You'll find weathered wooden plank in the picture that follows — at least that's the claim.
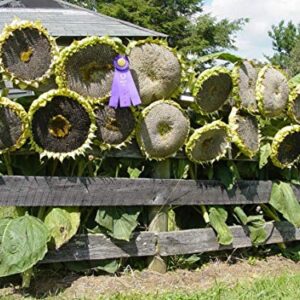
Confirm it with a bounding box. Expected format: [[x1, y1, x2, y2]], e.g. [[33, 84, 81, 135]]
[[43, 222, 300, 262], [158, 221, 300, 256], [0, 176, 273, 206], [44, 231, 157, 263]]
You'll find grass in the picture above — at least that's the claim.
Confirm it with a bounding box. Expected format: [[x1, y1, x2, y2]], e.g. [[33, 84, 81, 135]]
[[2, 272, 300, 300]]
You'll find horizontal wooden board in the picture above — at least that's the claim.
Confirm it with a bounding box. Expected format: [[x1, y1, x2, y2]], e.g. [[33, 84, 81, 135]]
[[0, 176, 274, 206], [43, 222, 300, 262], [44, 231, 157, 263], [158, 221, 300, 256]]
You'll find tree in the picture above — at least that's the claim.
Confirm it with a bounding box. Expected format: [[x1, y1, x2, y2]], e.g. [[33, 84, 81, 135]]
[[66, 0, 246, 57], [266, 20, 300, 74]]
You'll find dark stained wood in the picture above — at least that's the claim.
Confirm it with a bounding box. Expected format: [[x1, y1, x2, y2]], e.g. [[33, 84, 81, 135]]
[[0, 176, 273, 206], [44, 231, 157, 263], [158, 221, 300, 256], [43, 222, 300, 262]]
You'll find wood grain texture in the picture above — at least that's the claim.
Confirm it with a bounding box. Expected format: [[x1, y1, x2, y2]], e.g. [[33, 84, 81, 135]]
[[0, 176, 274, 206], [158, 221, 300, 256], [43, 222, 300, 262], [44, 231, 157, 263]]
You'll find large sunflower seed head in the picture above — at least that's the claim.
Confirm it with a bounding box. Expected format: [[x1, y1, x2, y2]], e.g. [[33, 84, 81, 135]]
[[0, 96, 29, 153], [288, 86, 300, 123], [256, 66, 289, 118], [136, 100, 190, 160], [229, 107, 260, 158], [271, 125, 300, 168], [193, 67, 233, 114], [0, 20, 58, 89], [95, 105, 136, 149], [128, 40, 182, 105], [185, 120, 231, 164], [232, 60, 258, 112], [55, 36, 120, 104], [28, 89, 96, 161]]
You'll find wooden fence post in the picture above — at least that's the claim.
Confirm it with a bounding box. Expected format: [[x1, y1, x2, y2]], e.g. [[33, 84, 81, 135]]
[[147, 159, 170, 273]]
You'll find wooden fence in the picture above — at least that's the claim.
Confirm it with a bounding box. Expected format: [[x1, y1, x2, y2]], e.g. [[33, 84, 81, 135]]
[[1, 174, 300, 263]]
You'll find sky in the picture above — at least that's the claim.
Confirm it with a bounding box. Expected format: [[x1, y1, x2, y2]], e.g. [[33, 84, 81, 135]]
[[203, 0, 300, 61]]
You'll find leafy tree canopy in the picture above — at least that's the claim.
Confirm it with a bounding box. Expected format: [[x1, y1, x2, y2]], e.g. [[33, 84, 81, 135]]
[[66, 0, 246, 57], [266, 20, 300, 76]]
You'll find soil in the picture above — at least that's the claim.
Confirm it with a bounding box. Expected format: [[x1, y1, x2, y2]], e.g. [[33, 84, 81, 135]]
[[1, 255, 300, 299]]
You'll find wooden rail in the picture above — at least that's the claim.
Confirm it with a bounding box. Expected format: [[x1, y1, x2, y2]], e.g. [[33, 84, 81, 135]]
[[44, 221, 300, 263], [0, 176, 275, 206]]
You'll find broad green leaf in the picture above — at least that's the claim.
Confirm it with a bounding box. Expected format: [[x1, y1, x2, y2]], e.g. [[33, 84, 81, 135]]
[[215, 163, 237, 190], [233, 207, 267, 245], [44, 208, 81, 249], [127, 167, 142, 178], [174, 160, 190, 179], [95, 207, 141, 241], [0, 215, 49, 277], [198, 52, 243, 64], [0, 207, 25, 219], [289, 73, 300, 86], [247, 215, 267, 246], [270, 182, 300, 227], [259, 143, 272, 169], [208, 207, 233, 245]]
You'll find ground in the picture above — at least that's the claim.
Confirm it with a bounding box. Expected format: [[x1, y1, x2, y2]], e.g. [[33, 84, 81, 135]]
[[1, 254, 300, 299]]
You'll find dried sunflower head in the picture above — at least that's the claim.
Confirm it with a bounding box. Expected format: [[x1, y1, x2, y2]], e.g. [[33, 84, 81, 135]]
[[232, 60, 258, 113], [94, 104, 136, 150], [256, 66, 289, 118], [185, 120, 231, 164], [271, 125, 300, 168], [28, 89, 96, 161], [128, 39, 182, 105], [0, 96, 29, 153], [229, 107, 260, 158], [288, 85, 300, 124], [192, 67, 233, 114], [0, 19, 58, 89], [55, 36, 122, 104], [136, 100, 190, 160]]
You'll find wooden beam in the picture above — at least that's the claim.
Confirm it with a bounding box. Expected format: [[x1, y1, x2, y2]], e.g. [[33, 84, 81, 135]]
[[158, 221, 300, 256], [0, 176, 274, 206], [43, 222, 300, 262], [44, 231, 157, 263]]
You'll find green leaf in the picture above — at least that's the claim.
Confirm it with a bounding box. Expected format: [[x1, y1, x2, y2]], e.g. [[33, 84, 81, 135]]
[[127, 167, 143, 178], [247, 215, 267, 246], [0, 207, 25, 219], [0, 215, 49, 277], [44, 208, 81, 249], [198, 52, 243, 64], [259, 143, 272, 169], [289, 73, 300, 86], [208, 207, 233, 245], [65, 259, 120, 274], [95, 207, 141, 241], [270, 182, 300, 227], [233, 206, 248, 225], [233, 207, 267, 245], [174, 160, 190, 179], [215, 162, 238, 190]]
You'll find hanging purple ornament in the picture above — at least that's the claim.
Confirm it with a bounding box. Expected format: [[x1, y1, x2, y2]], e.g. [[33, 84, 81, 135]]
[[109, 55, 141, 108]]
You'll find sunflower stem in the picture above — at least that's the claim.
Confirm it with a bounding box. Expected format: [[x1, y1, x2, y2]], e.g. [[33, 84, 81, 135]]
[[148, 159, 170, 273], [3, 152, 13, 175]]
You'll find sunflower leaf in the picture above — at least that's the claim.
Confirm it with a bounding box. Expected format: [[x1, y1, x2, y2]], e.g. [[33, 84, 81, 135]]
[[0, 207, 25, 219], [44, 207, 81, 250], [197, 52, 243, 64], [95, 207, 141, 241], [269, 182, 300, 227], [0, 215, 50, 277], [208, 207, 233, 245], [246, 215, 267, 246], [259, 143, 272, 169]]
